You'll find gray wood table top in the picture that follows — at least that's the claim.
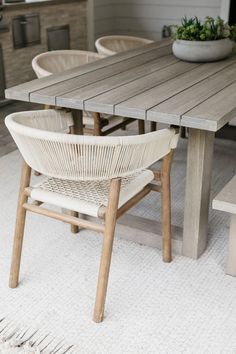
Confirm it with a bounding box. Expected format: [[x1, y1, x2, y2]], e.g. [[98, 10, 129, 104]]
[[5, 39, 236, 132]]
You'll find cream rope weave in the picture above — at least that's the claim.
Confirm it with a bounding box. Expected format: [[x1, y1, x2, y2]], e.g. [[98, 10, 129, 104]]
[[95, 35, 154, 56], [32, 50, 104, 78], [5, 110, 179, 181], [38, 171, 146, 206], [31, 170, 154, 217]]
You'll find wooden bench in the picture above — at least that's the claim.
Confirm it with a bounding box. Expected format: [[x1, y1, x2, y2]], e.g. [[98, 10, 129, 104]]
[[213, 175, 236, 276]]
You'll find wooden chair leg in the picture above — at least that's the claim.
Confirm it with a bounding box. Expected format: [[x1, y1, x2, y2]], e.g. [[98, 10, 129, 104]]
[[151, 121, 157, 132], [9, 160, 32, 288], [138, 120, 145, 135], [70, 211, 80, 234], [180, 127, 187, 138], [72, 109, 83, 135], [161, 150, 174, 263], [92, 112, 102, 136], [69, 125, 76, 135], [93, 178, 121, 323], [121, 118, 126, 130]]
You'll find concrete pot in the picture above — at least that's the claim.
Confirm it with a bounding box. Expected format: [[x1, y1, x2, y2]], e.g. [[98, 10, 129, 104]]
[[172, 38, 233, 62]]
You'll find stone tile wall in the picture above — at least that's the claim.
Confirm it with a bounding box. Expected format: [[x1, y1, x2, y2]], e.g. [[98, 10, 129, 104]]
[[0, 0, 87, 88]]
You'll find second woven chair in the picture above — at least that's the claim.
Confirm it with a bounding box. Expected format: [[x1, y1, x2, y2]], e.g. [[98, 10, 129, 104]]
[[95, 35, 154, 56], [32, 50, 134, 136]]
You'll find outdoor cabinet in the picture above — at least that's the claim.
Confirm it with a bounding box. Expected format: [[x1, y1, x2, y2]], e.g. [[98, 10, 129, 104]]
[[0, 44, 5, 99], [47, 25, 70, 51], [12, 13, 41, 49]]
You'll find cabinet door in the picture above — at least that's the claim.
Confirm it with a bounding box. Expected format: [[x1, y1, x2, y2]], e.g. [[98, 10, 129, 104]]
[[0, 44, 5, 99], [47, 25, 70, 51], [24, 13, 40, 45], [12, 13, 40, 49]]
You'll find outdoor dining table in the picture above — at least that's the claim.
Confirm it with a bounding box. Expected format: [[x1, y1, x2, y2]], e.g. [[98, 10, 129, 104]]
[[5, 39, 236, 259]]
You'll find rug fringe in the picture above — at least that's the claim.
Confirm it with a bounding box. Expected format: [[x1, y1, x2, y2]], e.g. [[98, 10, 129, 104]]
[[0, 318, 74, 354]]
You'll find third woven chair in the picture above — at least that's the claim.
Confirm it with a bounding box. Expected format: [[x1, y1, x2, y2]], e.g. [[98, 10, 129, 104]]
[[95, 35, 154, 56], [95, 35, 155, 133]]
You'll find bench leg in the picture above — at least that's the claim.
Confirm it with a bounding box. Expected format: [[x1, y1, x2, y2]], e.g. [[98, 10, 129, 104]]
[[226, 214, 236, 276]]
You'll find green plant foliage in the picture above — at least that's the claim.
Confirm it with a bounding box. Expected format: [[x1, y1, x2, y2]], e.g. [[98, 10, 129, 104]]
[[172, 16, 236, 42]]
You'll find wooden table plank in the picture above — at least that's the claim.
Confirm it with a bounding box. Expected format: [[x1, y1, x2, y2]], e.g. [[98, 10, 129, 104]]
[[84, 61, 199, 116], [181, 81, 236, 131], [30, 45, 172, 105], [114, 58, 236, 121], [147, 59, 236, 128], [5, 40, 170, 102], [56, 54, 179, 109]]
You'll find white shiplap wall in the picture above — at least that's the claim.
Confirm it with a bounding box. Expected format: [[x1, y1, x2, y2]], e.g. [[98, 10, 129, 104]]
[[112, 0, 222, 40], [93, 0, 223, 41], [94, 0, 116, 39]]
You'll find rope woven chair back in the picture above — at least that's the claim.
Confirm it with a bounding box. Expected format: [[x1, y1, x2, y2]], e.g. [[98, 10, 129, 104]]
[[5, 110, 179, 181], [95, 35, 154, 56], [32, 50, 103, 78]]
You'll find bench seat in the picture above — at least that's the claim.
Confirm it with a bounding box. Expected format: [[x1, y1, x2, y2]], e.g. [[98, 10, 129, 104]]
[[213, 175, 236, 214], [213, 175, 236, 276]]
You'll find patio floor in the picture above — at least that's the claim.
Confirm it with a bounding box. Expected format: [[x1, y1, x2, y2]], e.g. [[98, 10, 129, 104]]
[[0, 126, 235, 353]]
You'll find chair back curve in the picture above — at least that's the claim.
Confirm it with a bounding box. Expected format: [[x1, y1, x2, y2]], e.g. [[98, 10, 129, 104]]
[[5, 110, 179, 181], [32, 50, 104, 78], [95, 35, 154, 56]]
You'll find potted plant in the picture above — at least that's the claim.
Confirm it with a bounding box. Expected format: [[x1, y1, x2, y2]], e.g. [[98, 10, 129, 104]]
[[172, 16, 236, 62]]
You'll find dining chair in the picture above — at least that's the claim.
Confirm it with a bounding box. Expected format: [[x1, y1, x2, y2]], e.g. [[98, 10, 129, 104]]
[[32, 50, 139, 136], [95, 35, 156, 133], [95, 35, 154, 56], [5, 109, 179, 322]]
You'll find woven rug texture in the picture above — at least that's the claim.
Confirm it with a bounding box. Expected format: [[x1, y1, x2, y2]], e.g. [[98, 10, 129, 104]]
[[0, 137, 236, 354]]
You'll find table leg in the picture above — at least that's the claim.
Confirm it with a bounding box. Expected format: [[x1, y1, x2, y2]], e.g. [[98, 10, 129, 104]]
[[226, 215, 236, 276], [182, 128, 215, 259], [70, 109, 83, 233], [72, 109, 83, 135]]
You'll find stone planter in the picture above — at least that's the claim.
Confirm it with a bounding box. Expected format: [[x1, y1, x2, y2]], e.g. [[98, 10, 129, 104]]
[[172, 38, 233, 62]]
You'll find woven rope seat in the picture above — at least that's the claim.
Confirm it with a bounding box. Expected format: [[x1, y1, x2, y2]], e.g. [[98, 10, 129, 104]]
[[5, 110, 178, 218], [95, 35, 154, 56], [31, 171, 153, 217]]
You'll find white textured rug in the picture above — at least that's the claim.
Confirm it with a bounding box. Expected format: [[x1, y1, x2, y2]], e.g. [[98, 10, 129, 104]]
[[0, 137, 236, 354]]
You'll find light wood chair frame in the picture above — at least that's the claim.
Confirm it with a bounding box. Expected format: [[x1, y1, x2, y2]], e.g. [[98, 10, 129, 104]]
[[9, 145, 175, 323], [45, 109, 144, 136], [83, 112, 145, 136]]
